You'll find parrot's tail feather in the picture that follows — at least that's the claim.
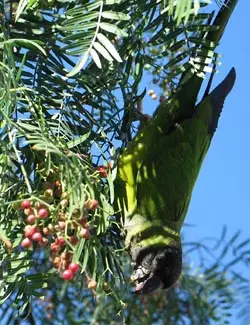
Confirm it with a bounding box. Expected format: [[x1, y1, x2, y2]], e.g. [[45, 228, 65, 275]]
[[209, 67, 236, 135]]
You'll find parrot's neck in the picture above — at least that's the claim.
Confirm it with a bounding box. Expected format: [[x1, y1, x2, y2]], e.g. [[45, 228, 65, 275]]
[[124, 213, 181, 249]]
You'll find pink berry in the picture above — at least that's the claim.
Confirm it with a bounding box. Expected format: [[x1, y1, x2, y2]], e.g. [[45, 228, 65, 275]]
[[56, 237, 65, 246], [79, 228, 90, 239], [86, 199, 99, 210], [42, 237, 49, 245], [54, 180, 61, 188], [38, 208, 49, 219], [96, 165, 108, 178], [32, 232, 42, 242], [62, 269, 74, 281], [50, 243, 60, 252], [69, 236, 78, 245], [68, 263, 80, 273], [21, 200, 31, 209], [58, 221, 66, 230], [25, 226, 37, 239], [80, 217, 90, 228], [43, 227, 49, 235], [27, 214, 36, 224], [21, 238, 32, 248]]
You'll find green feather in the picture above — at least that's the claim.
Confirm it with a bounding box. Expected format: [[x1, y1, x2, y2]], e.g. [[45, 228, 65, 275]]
[[116, 68, 235, 250]]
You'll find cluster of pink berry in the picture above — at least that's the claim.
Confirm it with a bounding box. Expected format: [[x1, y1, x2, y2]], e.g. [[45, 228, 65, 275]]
[[18, 194, 98, 281], [16, 170, 104, 283], [21, 200, 49, 249], [62, 262, 80, 281]]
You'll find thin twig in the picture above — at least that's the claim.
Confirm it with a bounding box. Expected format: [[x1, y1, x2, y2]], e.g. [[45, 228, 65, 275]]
[[8, 128, 32, 194]]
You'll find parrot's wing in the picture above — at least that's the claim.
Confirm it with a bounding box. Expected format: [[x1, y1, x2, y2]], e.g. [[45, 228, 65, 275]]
[[129, 68, 236, 294], [135, 68, 236, 233]]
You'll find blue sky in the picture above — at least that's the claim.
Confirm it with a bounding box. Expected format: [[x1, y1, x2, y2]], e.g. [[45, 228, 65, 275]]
[[188, 1, 249, 243], [144, 2, 249, 323], [187, 3, 250, 322]]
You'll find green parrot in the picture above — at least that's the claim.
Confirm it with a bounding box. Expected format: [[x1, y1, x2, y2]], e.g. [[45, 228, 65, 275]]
[[115, 0, 237, 294]]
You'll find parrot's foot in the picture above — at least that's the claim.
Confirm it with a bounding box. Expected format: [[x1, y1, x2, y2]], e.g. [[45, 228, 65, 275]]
[[130, 245, 182, 295]]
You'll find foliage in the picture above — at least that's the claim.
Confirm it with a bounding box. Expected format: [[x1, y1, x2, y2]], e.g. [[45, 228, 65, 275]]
[[0, 0, 249, 324]]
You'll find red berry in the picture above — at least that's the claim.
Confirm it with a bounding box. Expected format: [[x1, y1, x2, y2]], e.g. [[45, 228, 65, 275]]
[[27, 214, 36, 224], [21, 238, 32, 248], [79, 228, 90, 239], [56, 237, 65, 246], [50, 243, 60, 252], [38, 208, 49, 219], [85, 199, 99, 210], [25, 226, 37, 239], [69, 235, 78, 245], [54, 180, 61, 188], [79, 218, 90, 229], [21, 200, 31, 209], [32, 232, 42, 242], [62, 269, 74, 281], [43, 227, 49, 235], [68, 263, 80, 273], [96, 165, 108, 178]]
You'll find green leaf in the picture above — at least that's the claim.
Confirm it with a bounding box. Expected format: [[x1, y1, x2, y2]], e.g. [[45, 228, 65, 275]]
[[67, 51, 89, 77], [99, 23, 128, 37], [194, 0, 200, 15], [15, 0, 29, 22], [90, 48, 102, 69], [66, 131, 91, 149], [0, 283, 16, 304], [105, 0, 122, 4], [96, 33, 122, 62], [101, 11, 130, 21], [3, 39, 46, 56], [93, 42, 114, 62]]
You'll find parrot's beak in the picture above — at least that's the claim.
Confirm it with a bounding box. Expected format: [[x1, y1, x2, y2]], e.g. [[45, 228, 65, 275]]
[[130, 245, 182, 294]]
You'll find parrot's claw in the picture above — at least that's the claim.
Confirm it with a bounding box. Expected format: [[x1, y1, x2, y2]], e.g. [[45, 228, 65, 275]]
[[130, 266, 149, 282], [131, 266, 163, 295]]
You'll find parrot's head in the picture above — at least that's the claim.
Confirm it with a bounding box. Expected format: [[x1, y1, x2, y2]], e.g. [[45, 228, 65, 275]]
[[130, 245, 182, 294]]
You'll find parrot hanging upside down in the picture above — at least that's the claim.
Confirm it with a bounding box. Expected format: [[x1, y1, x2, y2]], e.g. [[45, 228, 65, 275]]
[[114, 0, 238, 295], [115, 67, 236, 294]]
